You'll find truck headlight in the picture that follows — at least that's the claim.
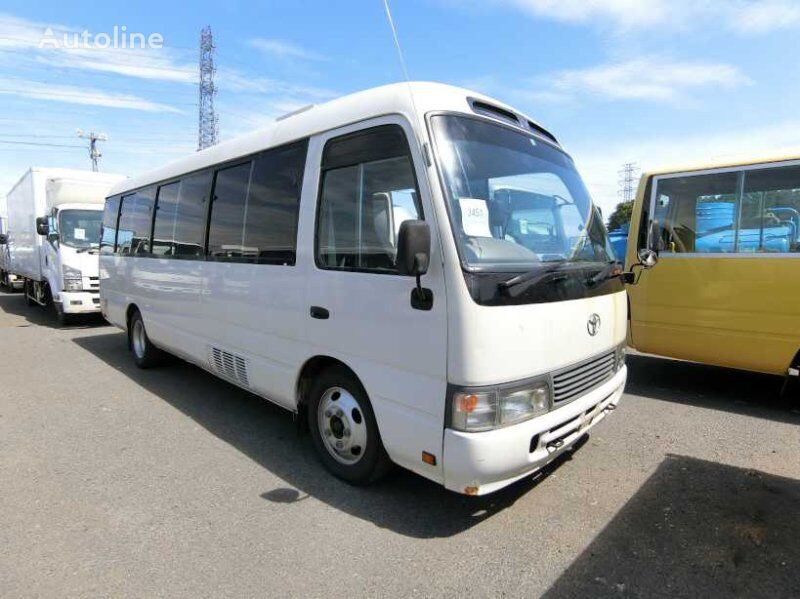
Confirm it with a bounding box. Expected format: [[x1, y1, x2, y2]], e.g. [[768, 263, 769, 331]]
[[451, 380, 551, 432], [63, 265, 83, 291]]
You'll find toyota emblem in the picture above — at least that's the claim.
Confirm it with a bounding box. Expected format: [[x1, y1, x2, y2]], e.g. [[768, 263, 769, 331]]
[[587, 313, 601, 336]]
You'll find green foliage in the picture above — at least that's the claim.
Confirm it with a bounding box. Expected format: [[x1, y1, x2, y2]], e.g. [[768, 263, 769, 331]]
[[607, 200, 634, 230]]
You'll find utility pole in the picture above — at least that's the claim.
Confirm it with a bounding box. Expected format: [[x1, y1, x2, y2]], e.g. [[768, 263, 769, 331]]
[[198, 26, 219, 151], [76, 129, 107, 172], [617, 162, 640, 204]]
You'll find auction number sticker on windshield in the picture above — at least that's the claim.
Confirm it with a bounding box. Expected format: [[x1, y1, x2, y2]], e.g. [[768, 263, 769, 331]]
[[459, 198, 492, 237], [74, 228, 86, 240]]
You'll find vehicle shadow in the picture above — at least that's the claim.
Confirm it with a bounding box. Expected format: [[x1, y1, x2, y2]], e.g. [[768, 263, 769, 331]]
[[626, 353, 800, 425], [543, 454, 800, 598], [72, 331, 586, 539], [0, 290, 108, 330]]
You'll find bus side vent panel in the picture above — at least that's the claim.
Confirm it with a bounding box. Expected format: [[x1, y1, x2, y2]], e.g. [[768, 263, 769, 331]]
[[209, 346, 250, 388]]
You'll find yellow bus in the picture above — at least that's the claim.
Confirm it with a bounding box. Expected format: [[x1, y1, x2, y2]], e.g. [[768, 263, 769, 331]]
[[625, 154, 800, 378]]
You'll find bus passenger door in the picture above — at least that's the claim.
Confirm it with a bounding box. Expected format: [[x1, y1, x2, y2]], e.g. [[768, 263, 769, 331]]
[[301, 119, 448, 482]]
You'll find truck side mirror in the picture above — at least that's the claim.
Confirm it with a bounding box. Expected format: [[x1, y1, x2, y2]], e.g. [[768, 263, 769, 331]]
[[35, 216, 49, 236], [0, 233, 7, 245]]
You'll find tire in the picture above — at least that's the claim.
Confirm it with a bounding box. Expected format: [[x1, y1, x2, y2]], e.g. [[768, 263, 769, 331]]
[[24, 280, 36, 307], [128, 310, 167, 369], [54, 301, 73, 327], [307, 366, 393, 485]]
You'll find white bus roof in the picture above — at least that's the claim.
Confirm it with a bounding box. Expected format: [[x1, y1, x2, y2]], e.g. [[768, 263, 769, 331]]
[[110, 81, 557, 197]]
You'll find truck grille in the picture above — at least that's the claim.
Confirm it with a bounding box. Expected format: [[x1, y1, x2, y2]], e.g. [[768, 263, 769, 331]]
[[552, 350, 616, 404]]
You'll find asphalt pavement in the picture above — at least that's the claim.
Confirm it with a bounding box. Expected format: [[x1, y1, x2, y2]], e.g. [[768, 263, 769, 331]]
[[1, 288, 799, 598]]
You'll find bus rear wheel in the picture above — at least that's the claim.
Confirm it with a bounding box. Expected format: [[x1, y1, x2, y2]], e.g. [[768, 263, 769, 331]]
[[128, 310, 167, 369], [307, 366, 392, 485]]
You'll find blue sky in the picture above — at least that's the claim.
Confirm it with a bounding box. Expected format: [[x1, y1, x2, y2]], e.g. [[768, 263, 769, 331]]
[[1, 0, 799, 215]]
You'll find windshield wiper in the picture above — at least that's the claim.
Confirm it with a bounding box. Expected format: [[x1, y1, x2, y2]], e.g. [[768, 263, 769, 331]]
[[75, 247, 99, 254], [499, 265, 569, 292], [585, 261, 622, 287]]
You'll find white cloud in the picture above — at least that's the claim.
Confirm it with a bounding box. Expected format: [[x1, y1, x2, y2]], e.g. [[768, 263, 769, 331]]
[[0, 78, 183, 113], [0, 13, 195, 83], [472, 0, 800, 34], [727, 0, 800, 34], [247, 38, 327, 62], [527, 57, 751, 104]]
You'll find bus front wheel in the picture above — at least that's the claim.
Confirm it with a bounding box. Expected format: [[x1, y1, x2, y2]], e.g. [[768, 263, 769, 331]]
[[308, 366, 392, 485]]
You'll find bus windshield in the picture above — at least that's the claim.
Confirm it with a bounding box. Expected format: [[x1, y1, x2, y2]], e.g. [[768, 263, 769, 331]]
[[431, 115, 614, 271], [59, 209, 102, 249]]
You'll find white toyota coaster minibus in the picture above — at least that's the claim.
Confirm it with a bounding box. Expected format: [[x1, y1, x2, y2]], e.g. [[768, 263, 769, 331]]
[[100, 83, 628, 495]]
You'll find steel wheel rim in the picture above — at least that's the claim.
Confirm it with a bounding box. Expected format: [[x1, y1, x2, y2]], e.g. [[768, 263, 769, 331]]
[[317, 386, 368, 465], [132, 320, 146, 359]]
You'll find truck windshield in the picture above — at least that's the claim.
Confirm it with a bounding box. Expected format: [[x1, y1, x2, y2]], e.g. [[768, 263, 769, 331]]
[[59, 209, 102, 249], [431, 115, 614, 271]]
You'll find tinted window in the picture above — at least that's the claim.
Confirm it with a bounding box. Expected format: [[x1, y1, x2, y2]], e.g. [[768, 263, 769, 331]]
[[316, 126, 422, 272], [245, 140, 307, 264], [117, 187, 155, 255], [100, 196, 120, 255], [174, 170, 211, 258], [207, 162, 253, 260], [152, 182, 180, 256]]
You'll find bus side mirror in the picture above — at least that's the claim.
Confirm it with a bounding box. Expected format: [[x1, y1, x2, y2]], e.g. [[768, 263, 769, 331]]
[[648, 220, 664, 253], [397, 220, 433, 310], [638, 248, 658, 269], [0, 233, 7, 245], [397, 220, 430, 277], [35, 216, 49, 236]]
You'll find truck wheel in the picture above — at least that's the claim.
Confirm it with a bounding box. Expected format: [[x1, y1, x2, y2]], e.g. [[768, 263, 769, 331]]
[[54, 302, 73, 327], [307, 366, 393, 485], [128, 310, 167, 369], [24, 280, 36, 307]]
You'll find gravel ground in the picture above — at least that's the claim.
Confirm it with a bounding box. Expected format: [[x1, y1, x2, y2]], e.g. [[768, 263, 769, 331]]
[[1, 289, 799, 598]]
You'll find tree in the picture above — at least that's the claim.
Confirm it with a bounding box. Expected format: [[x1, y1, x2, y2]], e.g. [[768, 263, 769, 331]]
[[607, 200, 634, 230]]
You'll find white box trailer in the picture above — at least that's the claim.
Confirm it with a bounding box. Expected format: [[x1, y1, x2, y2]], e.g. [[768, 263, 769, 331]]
[[0, 214, 23, 290], [2, 168, 125, 323]]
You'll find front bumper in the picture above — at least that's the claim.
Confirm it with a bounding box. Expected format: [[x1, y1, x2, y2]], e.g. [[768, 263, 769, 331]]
[[442, 366, 627, 495], [57, 291, 101, 314]]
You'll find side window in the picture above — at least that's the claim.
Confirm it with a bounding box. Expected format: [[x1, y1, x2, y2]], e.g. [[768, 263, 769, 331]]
[[207, 162, 253, 260], [116, 187, 155, 255], [245, 140, 308, 264], [174, 170, 211, 258], [740, 165, 800, 253], [152, 182, 180, 256], [653, 172, 739, 254], [100, 196, 120, 255], [316, 125, 422, 272]]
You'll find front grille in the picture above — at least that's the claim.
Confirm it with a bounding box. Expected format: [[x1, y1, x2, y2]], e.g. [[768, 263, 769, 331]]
[[552, 350, 616, 404], [88, 276, 100, 290]]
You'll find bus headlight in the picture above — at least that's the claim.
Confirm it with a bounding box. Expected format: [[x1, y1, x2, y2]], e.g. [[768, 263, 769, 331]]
[[451, 380, 551, 432]]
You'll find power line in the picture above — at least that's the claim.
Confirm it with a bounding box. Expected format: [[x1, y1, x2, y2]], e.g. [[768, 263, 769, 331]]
[[0, 139, 83, 148]]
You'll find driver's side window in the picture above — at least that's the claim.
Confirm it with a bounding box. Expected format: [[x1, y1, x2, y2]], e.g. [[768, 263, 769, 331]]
[[316, 125, 423, 273]]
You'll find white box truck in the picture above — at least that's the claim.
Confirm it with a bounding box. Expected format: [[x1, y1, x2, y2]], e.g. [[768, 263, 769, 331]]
[[1, 168, 125, 324], [0, 214, 24, 291]]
